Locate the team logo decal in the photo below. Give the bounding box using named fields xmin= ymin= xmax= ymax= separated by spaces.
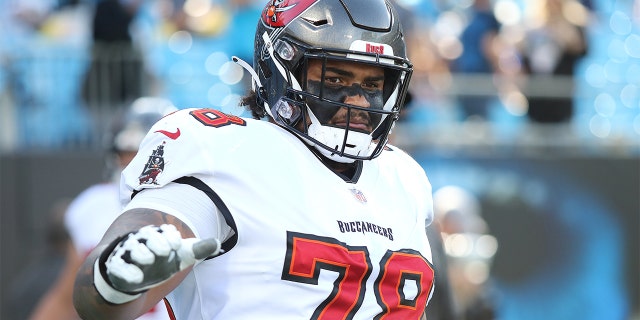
xmin=138 ymin=142 xmax=165 ymax=185
xmin=262 ymin=0 xmax=319 ymax=27
xmin=350 ymin=188 xmax=367 ymax=204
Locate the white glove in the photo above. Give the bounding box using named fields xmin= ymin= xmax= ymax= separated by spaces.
xmin=94 ymin=224 xmax=221 ymax=304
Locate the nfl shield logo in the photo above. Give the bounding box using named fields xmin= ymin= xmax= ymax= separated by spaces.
xmin=350 ymin=188 xmax=367 ymax=204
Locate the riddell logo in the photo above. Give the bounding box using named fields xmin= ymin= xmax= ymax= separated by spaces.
xmin=366 ymin=43 xmax=384 ymax=54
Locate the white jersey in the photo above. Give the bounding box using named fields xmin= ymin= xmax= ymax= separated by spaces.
xmin=65 ymin=183 xmax=121 ymax=256
xmin=65 ymin=186 xmax=171 ymax=320
xmin=121 ymin=108 xmax=436 ymax=320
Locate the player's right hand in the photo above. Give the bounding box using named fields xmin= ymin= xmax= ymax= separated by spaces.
xmin=94 ymin=224 xmax=221 ymax=304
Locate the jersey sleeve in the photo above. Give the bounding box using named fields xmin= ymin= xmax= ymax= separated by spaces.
xmin=119 ymin=108 xmax=233 ymax=205
xmin=124 ymin=183 xmax=233 ymax=244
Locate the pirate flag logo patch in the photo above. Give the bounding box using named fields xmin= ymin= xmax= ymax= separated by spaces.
xmin=138 ymin=142 xmax=165 ymax=185
xmin=262 ymin=0 xmax=319 ymax=28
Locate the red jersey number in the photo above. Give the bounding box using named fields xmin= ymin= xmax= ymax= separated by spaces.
xmin=282 ymin=232 xmax=434 ymax=320
xmin=190 ymin=109 xmax=246 ymax=127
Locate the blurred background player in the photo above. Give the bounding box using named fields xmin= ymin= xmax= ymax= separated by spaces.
xmin=432 ymin=185 xmax=499 ymax=320
xmin=29 ymin=97 xmax=177 ymax=320
xmin=424 ymin=221 xmax=457 ymax=320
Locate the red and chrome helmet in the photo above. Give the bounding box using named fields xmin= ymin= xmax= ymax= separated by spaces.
xmin=237 ymin=0 xmax=412 ymax=162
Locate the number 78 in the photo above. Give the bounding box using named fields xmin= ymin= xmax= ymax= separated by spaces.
xmin=282 ymin=232 xmax=435 ymax=320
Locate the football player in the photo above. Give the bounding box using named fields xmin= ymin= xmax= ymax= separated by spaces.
xmin=432 ymin=185 xmax=499 ymax=320
xmin=30 ymin=97 xmax=176 ymax=320
xmin=73 ymin=1 xmax=437 ymax=319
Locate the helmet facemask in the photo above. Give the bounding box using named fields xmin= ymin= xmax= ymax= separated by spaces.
xmin=269 ymin=43 xmax=412 ymax=163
